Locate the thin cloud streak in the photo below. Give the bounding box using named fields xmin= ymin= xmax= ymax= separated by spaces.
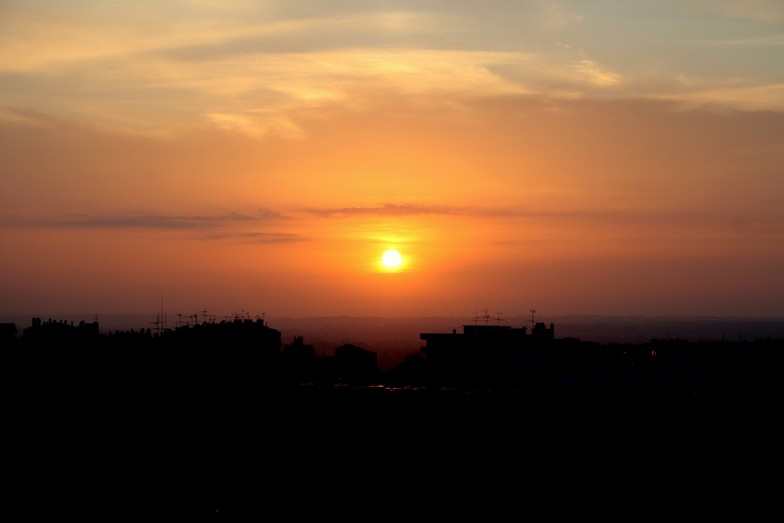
xmin=33 ymin=209 xmax=283 ymax=230
xmin=309 ymin=204 xmax=463 ymax=218
xmin=200 ymin=231 xmax=306 ymax=244
xmin=308 ymin=203 xmax=744 ymax=229
xmin=660 ymin=83 xmax=784 ymax=112
xmin=698 ymin=34 xmax=784 ymax=47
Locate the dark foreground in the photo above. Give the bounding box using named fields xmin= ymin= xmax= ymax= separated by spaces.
xmin=5 ymin=316 xmax=784 ymax=518
xmin=7 ymin=361 xmax=783 ymax=518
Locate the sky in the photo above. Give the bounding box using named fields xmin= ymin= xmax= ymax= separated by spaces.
xmin=1 ymin=0 xmax=783 ymax=322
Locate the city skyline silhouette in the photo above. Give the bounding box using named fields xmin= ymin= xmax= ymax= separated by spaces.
xmin=6 ymin=308 xmax=784 ymax=516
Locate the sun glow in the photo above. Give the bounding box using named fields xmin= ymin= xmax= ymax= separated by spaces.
xmin=381 ymin=249 xmax=403 ymax=270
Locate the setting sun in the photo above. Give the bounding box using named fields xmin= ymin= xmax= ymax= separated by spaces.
xmin=381 ymin=249 xmax=403 ymax=270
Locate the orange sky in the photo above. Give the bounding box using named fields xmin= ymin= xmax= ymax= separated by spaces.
xmin=1 ymin=1 xmax=783 ymax=321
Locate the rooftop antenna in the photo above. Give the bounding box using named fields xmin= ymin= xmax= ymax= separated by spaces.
xmin=495 ymin=310 xmax=503 ymax=326
xmin=156 ymin=294 xmax=167 ymax=336
xmin=200 ymin=308 xmax=208 ymax=324
xmin=530 ymin=309 xmax=536 ymax=329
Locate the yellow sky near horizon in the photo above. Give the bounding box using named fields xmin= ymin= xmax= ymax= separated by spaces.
xmin=1 ymin=1 xmax=783 ymax=320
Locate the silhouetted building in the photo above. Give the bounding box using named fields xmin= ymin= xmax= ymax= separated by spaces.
xmin=283 ymin=336 xmax=316 ymax=361
xmin=282 ymin=336 xmax=319 ymax=382
xmin=532 ymin=321 xmax=555 ymax=339
xmin=419 ymin=320 xmax=576 ymax=387
xmin=21 ymin=317 xmax=100 ymax=348
xmin=0 ymin=323 xmax=18 ymax=347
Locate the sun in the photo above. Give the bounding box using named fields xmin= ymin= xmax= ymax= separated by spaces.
xmin=381 ymin=249 xmax=403 ymax=270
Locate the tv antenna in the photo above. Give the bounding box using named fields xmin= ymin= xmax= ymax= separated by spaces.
xmin=153 ymin=294 xmax=167 ymax=336
xmin=495 ymin=310 xmax=503 ymax=325
xmin=530 ymin=309 xmax=536 ymax=329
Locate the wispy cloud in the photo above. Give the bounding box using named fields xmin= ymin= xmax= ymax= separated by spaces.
xmin=309 ymin=204 xmax=464 ymax=218
xmin=200 ymin=231 xmax=306 ymax=243
xmin=308 ymin=203 xmax=722 ymax=226
xmin=2 ymin=0 xmax=782 ymax=139
xmin=572 ymin=59 xmax=622 ymax=88
xmin=0 ymin=107 xmax=67 ymax=128
xmin=698 ymin=34 xmax=784 ymax=47
xmin=40 ymin=209 xmax=283 ymax=230
xmin=661 ymin=82 xmax=784 ymax=112
xmin=206 ymin=112 xmax=304 ymax=139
